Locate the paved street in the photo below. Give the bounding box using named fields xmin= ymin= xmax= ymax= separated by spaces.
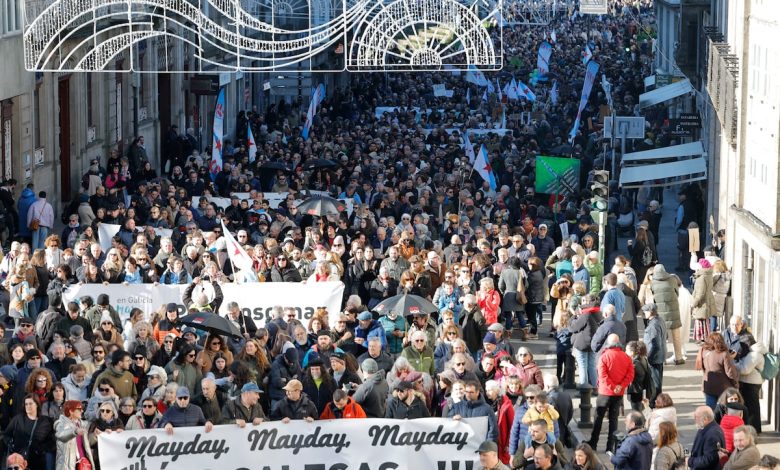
xmin=511 ymin=188 xmax=780 ymax=466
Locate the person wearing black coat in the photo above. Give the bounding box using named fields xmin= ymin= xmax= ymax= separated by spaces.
xmin=301 ymin=360 xmax=337 ymax=415
xmin=270 ymin=256 xmax=303 ymax=283
xmin=688 ymin=406 xmax=725 ymax=470
xmin=525 ymin=258 xmax=546 ymax=337
xmin=570 ymin=301 xmax=602 ymax=388
xmin=460 ymin=297 xmax=487 ymax=356
xmin=3 ymin=395 xmax=54 ymax=470
xmin=385 ymin=382 xmax=430 ymax=419
xmin=269 ymin=349 xmax=302 ymax=403
xmin=270 ymin=380 xmax=319 ymax=421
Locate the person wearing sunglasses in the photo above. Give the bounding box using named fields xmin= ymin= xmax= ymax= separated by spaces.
xmin=160 ymin=386 xmax=214 ymax=435
xmin=54 ymin=400 xmax=95 ymax=468
xmin=270 ymin=253 xmax=303 ymax=283
xmin=126 ymin=397 xmax=163 ymax=430
xmin=89 ymin=401 xmax=123 ymax=459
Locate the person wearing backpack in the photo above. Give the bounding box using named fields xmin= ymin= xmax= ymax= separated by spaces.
xmin=734 ymin=341 xmax=767 ymax=433
xmin=654 ymin=421 xmax=685 ymax=470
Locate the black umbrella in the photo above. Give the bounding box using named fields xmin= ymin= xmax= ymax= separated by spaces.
xmin=302 ymin=158 xmax=337 ymax=171
xmin=296 ymin=195 xmax=346 ymax=216
xmin=374 ymin=294 xmax=438 ymax=317
xmin=179 ymin=312 xmax=242 ymax=338
xmin=258 ymin=161 xmax=291 ymax=172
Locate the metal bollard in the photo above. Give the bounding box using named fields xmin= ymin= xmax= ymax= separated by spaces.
xmin=577 ymin=384 xmax=594 ymax=428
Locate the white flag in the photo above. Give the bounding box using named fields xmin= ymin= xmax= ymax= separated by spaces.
xmin=247 ymin=124 xmax=258 ymax=163
xmin=463 ymin=131 xmax=476 ymax=164
xmin=221 ymin=221 xmax=254 ymax=272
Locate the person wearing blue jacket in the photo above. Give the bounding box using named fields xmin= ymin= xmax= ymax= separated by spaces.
xmin=16 ymin=185 xmax=36 ymax=239
xmin=610 ymin=411 xmax=652 ymax=470
xmin=688 ymin=406 xmax=726 ymax=470
xmin=448 ymin=380 xmax=497 ymax=442
xmin=508 ymin=385 xmax=561 ymax=457
xmin=354 ymin=311 xmax=386 ymax=352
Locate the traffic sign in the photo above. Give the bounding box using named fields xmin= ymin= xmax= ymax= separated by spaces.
xmin=603 ymin=116 xmax=646 ymax=139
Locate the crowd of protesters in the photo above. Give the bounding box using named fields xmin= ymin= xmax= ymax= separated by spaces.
xmin=0 ymin=0 xmax=775 ymax=469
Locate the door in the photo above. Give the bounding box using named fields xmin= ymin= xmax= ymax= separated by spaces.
xmin=58 ymin=78 xmax=71 ymax=202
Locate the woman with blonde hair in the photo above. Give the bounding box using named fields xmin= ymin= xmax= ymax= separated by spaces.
xmin=126 ymin=319 xmax=159 ymax=358
xmin=6 ymin=266 xmax=33 ymax=328
xmin=101 ymin=249 xmax=125 ymax=284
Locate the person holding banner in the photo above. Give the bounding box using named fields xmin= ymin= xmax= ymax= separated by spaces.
xmin=220 ymin=382 xmax=266 ymax=427
xmin=270 ymin=379 xmax=318 ymax=422
xmin=160 ymin=386 xmax=214 ymax=434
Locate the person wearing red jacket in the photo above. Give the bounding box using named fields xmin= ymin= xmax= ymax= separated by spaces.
xmin=477 ymin=278 xmax=502 ymax=325
xmin=319 ymin=389 xmax=367 ymax=420
xmin=588 ymin=333 xmax=635 ymax=453
xmin=485 ymin=380 xmax=515 ymax=465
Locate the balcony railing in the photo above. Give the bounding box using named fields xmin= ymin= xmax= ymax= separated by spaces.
xmin=705 ymin=29 xmax=738 ymax=148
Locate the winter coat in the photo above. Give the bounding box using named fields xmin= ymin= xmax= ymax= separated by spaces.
xmin=320 ymin=397 xmax=366 ymax=419
xmin=354 ymin=320 xmax=387 ymax=351
xmin=378 ymin=315 xmax=406 ymax=354
xmin=570 ymin=307 xmax=602 ymax=352
xmin=270 ymin=266 xmax=303 ymax=283
xmin=723 ymin=444 xmax=761 ymax=470
xmin=618 ymin=283 xmax=642 ymax=324
xmin=498 ymin=267 xmax=525 ymax=312
xmin=93 ymin=365 xmax=137 ymax=400
xmin=724 ymin=327 xmax=757 ymax=362
xmin=302 ymin=376 xmax=337 ymax=415
xmin=400 ymin=345 xmax=436 ymax=377
xmin=125 ymin=409 xmax=163 ymax=430
xmin=4 ymin=414 xmax=54 ymax=468
xmin=689 ymin=421 xmax=725 ymax=470
xmin=516 ymin=361 xmax=544 ymax=388
xmin=270 ymin=395 xmax=319 ymax=421
xmin=611 ymin=428 xmax=653 ymax=470
xmin=650 ymin=265 xmax=681 ymax=329
xmin=696 ymin=349 xmax=739 ymax=396
xmin=62 ymin=373 xmax=91 ymax=402
xmin=591 ymin=315 xmax=627 ymax=354
xmin=712 ymin=271 xmax=731 ymax=318
xmin=460 ymin=306 xmax=487 ymax=354
xmin=221 ymin=396 xmax=267 ymax=424
xmin=597 ymin=347 xmax=634 ymax=397
xmin=734 ymin=342 xmax=767 ymax=385
xmin=655 ymin=442 xmax=684 ymax=470
xmin=477 ymin=289 xmax=502 ymax=325
xmin=385 ymin=393 xmax=431 ymax=419
xmin=526 ymin=269 xmax=546 ymax=304
xmin=54 ymin=415 xmax=95 ymax=470
xmin=720 ymin=414 xmax=744 ymax=453
xmin=691 ymin=268 xmax=716 ymax=320
xmin=269 ymin=355 xmax=302 ymax=402
xmin=496 ymin=394 xmax=516 ymax=465
xmin=447 ymin=397 xmax=497 ymax=441
xmin=646 ymin=406 xmax=677 ymax=443
xmin=352 ymin=370 xmax=389 ymax=418
xmin=159 ymin=404 xmax=206 ymax=427
xmin=643 ymin=317 xmax=668 ymax=365
xmin=17 ymin=188 xmax=37 ymax=237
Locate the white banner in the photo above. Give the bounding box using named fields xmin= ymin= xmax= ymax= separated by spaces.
xmin=194 ymin=192 xmax=354 ymax=215
xmin=98 ymin=418 xmax=488 ymax=470
xmin=62 ymin=282 xmax=345 ymax=327
xmin=98 ymin=223 xmax=121 ymax=252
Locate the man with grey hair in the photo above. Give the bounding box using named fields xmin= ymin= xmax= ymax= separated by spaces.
xmin=193 ymin=377 xmax=223 ymax=425
xmin=721 ymin=425 xmax=760 ymax=470
xmin=610 ymin=411 xmax=652 ymax=470
xmin=226 ymin=301 xmax=257 ymax=353
xmin=689 ymin=406 xmax=725 ymax=470
xmin=267 ymin=305 xmax=287 ymax=331
xmin=353 ymin=358 xmax=389 ymax=418
xmin=461 ymin=294 xmax=486 ymax=357
xmin=588 ymin=333 xmax=634 ymax=452
xmin=591 ymin=304 xmax=626 ymax=354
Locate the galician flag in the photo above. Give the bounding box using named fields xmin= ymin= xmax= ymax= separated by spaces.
xmin=247 ymin=124 xmax=258 ymax=163
xmin=550 ymin=79 xmax=559 ymax=105
xmin=517 ymin=81 xmax=536 ymax=102
xmin=466 ymin=66 xmax=489 ymax=87
xmin=475 ymin=144 xmax=497 ymax=190
xmin=221 ymin=221 xmax=254 ymax=272
xmin=507 ymin=78 xmax=519 ymax=100
xmin=463 ymin=131 xmax=476 ymax=164
xmin=495 ymin=79 xmax=503 ymax=101
xmin=209 ymin=87 xmax=226 ymax=178
xmin=582 ymin=44 xmax=593 ymax=65
xmin=302 ymin=84 xmax=326 ymax=140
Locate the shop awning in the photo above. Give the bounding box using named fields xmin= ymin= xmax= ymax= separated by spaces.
xmin=622 ymin=141 xmax=704 ymax=162
xmin=619 ymin=158 xmax=707 ymax=187
xmin=639 ymin=79 xmax=693 ymax=108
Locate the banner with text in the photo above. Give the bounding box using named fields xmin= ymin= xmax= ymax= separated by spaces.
xmin=63 ymin=282 xmax=344 ymax=327
xmin=99 ymin=417 xmax=487 ymax=470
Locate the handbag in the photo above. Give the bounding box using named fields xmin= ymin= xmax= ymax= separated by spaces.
xmin=515 ymin=270 xmax=528 ymax=305
xmin=75 ymin=433 xmax=92 ymax=470
xmin=19 ymin=418 xmax=38 ymax=460
xmin=29 ymin=205 xmax=43 ymax=231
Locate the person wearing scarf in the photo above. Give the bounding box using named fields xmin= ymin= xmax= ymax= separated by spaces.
xmin=55 ymin=400 xmax=96 ymax=469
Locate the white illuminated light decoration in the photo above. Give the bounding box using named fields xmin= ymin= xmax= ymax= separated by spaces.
xmin=22 ymin=0 xmax=502 ymax=72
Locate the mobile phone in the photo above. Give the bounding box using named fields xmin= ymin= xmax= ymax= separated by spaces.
xmin=606 ymin=451 xmax=614 ymax=457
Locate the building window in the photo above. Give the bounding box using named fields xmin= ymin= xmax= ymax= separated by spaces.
xmin=1 ymin=0 xmax=21 ymax=35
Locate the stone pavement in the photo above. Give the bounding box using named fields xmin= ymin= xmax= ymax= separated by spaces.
xmin=508 ymin=188 xmax=780 ymax=467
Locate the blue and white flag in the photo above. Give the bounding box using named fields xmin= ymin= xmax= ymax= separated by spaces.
xmin=466 ymin=88 xmax=471 ymax=103
xmin=209 ymin=87 xmax=226 ymax=177
xmin=537 ymin=41 xmax=553 ymax=75
xmin=550 ymin=30 xmax=557 ymax=43
xmin=569 ymin=60 xmax=600 ymax=141
xmin=582 ymin=44 xmax=593 ymax=65
xmin=302 ymin=84 xmax=326 ymax=140
xmin=482 ymin=89 xmax=488 ymax=102
xmin=517 ymin=81 xmax=536 ymax=102
xmin=466 ymin=66 xmax=489 ymax=87
xmin=247 ymin=124 xmax=258 ymax=163
xmin=486 ymin=79 xmax=495 ymax=94
xmin=550 ymin=80 xmax=559 ymax=105
xmin=496 ymin=79 xmax=503 ymax=101
xmin=475 ymin=145 xmax=497 ymax=190
xmin=463 ymin=131 xmax=476 ymax=164
xmin=505 ymin=79 xmax=518 ymax=100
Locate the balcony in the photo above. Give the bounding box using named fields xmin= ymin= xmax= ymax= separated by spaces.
xmin=705 ymin=31 xmax=738 ymax=148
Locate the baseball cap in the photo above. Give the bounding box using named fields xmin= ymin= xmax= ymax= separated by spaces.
xmin=241 ymin=383 xmax=263 ymax=394
xmin=176 ymin=386 xmax=191 ymax=398
xmin=357 ymin=311 xmax=372 ymax=321
xmin=395 ymin=381 xmax=414 ymax=391
xmin=476 ymin=441 xmax=498 ymax=453
xmin=283 ymin=379 xmax=303 ymax=391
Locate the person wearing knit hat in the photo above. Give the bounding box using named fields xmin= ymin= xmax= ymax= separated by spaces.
xmin=0 ymin=364 xmax=17 ymax=384
xmin=692 ymin=256 xmax=716 ymax=342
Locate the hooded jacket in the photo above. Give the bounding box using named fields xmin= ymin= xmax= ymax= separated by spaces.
xmin=352 ymin=369 xmax=389 ymax=418
xmin=610 ymin=427 xmax=653 ymax=470
xmin=734 ymin=342 xmax=767 ymax=385
xmin=16 ymin=188 xmax=37 ymax=237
